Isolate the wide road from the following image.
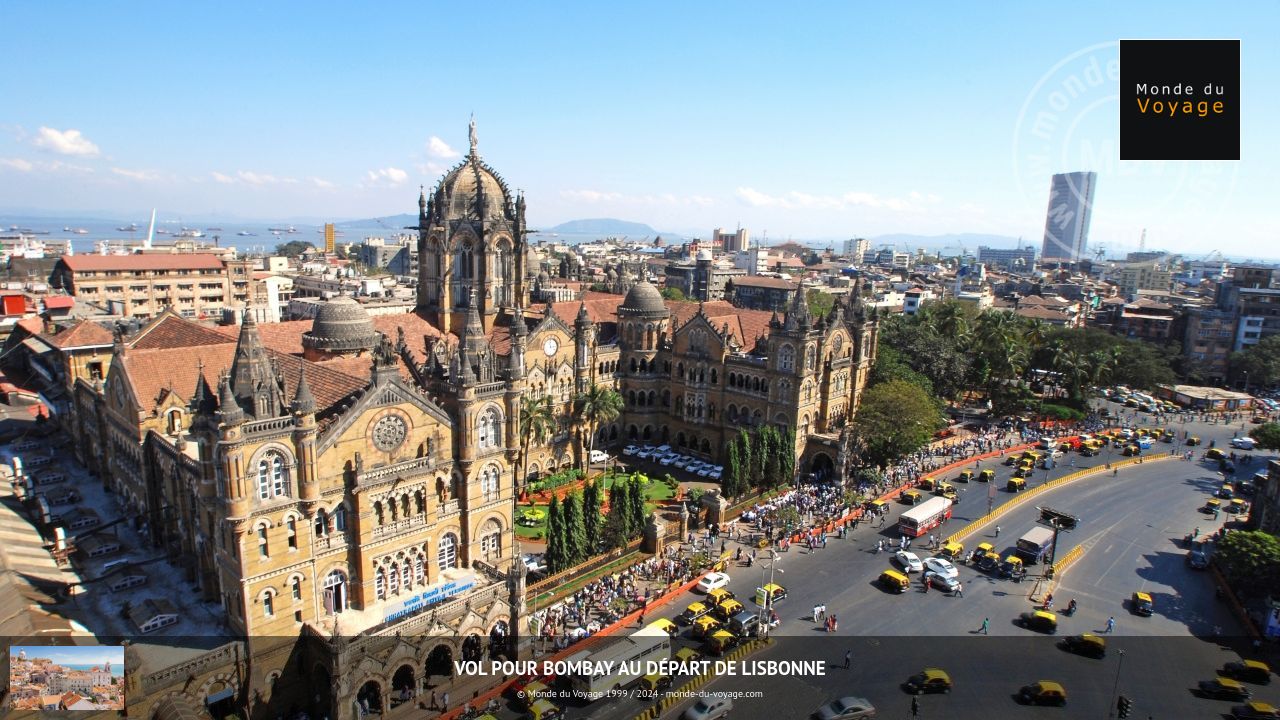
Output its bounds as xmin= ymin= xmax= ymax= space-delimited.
xmin=489 ymin=405 xmax=1273 ymax=719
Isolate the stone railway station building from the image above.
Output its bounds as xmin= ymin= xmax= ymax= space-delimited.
xmin=4 ymin=127 xmax=877 ymax=720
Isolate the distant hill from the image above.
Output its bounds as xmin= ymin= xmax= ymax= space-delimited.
xmin=871 ymin=233 xmax=1026 ymax=251
xmin=545 ymin=218 xmax=659 ymax=236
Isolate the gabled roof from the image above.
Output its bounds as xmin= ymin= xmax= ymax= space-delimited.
xmin=668 ymin=300 xmax=773 ymax=350
xmin=129 ymin=312 xmax=236 ymax=350
xmin=43 ymin=320 xmax=114 ymax=349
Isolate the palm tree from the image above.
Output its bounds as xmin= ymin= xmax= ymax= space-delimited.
xmin=930 ymin=300 xmax=972 ymax=344
xmin=573 ymin=384 xmax=624 ymax=474
xmin=517 ymin=394 xmax=555 ymax=491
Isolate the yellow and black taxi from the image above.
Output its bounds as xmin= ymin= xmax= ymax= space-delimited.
xmin=1012 ymin=466 xmax=1033 ymax=479
xmin=525 ymin=698 xmax=565 ymax=720
xmin=1204 ymin=499 xmax=1223 ymax=514
xmin=1206 ymin=447 xmax=1226 ymax=460
xmin=1017 ymin=610 xmax=1058 ymax=634
xmin=706 ymin=587 xmax=735 ymax=607
xmin=1004 ymin=454 xmax=1022 ymax=467
xmin=1187 ymin=436 xmax=1202 ymax=446
xmin=704 ymin=628 xmax=740 ymax=655
xmin=675 ymin=647 xmax=702 ymax=664
xmin=1007 ymin=477 xmax=1028 ymax=491
xmin=903 ymin=668 xmax=952 ymax=695
xmin=1218 ymin=484 xmax=1236 ymax=499
xmin=756 ymin=583 xmax=788 ymax=606
xmin=1059 ymin=633 xmax=1106 ymax=658
xmin=713 ymin=598 xmax=745 ymax=622
xmin=918 ymin=477 xmax=938 ymax=492
xmin=978 ymin=469 xmax=996 ymax=482
xmin=939 ymin=540 xmax=964 ymax=560
xmin=680 ymin=601 xmax=712 ymax=624
xmin=976 ymin=549 xmax=1001 ymax=573
xmin=957 ymin=469 xmax=974 ymax=483
xmin=1122 ymin=444 xmax=1141 ymax=456
xmin=1230 ymin=701 xmax=1280 ymax=720
xmin=647 ymin=618 xmax=680 ymax=636
xmin=689 ymin=614 xmax=722 ymax=639
xmin=1223 ymin=660 xmax=1273 ymax=685
xmin=1019 ymin=680 xmax=1067 ymax=706
xmin=936 ymin=482 xmax=958 ymax=500
xmin=901 ymin=489 xmax=923 ymax=505
xmin=1230 ymin=498 xmax=1249 ymax=514
xmin=518 ymin=681 xmax=551 ymax=710
xmin=879 ymin=569 xmax=911 ymax=593
xmin=1131 ymin=591 xmax=1154 ymax=617
xmin=1198 ymin=676 xmax=1252 ymax=701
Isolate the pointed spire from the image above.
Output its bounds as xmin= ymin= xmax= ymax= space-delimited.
xmin=217 ymin=374 xmax=244 ymax=427
xmin=229 ymin=309 xmax=284 ymax=419
xmin=510 ymin=305 xmax=528 ymax=338
xmin=191 ymin=360 xmax=216 ymax=414
xmin=576 ymin=298 xmax=590 ymax=326
xmin=418 ymin=185 xmax=427 ymax=216
xmin=785 ymin=284 xmax=811 ymax=332
xmin=291 ymin=359 xmax=316 ymax=415
xmin=468 ymin=114 xmax=478 ymax=156
xmin=464 ymin=287 xmax=484 ymax=339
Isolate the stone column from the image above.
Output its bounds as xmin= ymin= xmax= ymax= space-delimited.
xmin=643 ymin=512 xmax=665 ymax=555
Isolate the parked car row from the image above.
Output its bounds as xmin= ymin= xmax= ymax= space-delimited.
xmin=621 ymin=445 xmax=723 ymax=479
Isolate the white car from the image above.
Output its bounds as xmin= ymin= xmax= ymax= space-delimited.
xmin=709 ymin=467 xmax=723 ymax=480
xmin=815 ymin=696 xmax=877 ymax=720
xmin=697 ymin=465 xmax=716 ymax=478
xmin=894 ymin=551 xmax=923 ymax=573
xmin=696 ymin=572 xmax=731 ymax=593
xmin=656 ymin=444 xmax=672 ymax=454
xmin=1230 ymin=437 xmax=1256 ymax=450
xmin=683 ymin=696 xmax=733 ymax=720
xmin=673 ymin=456 xmax=691 ymax=469
xmin=636 ymin=448 xmax=654 ymax=460
xmin=659 ymin=454 xmax=679 ymax=466
xmin=589 ymin=450 xmax=609 ymax=464
xmin=622 ymin=445 xmax=639 ymax=456
xmin=923 ymin=557 xmax=958 ymax=579
xmin=686 ymin=461 xmax=706 ymax=473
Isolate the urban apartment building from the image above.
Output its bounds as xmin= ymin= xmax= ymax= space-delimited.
xmin=1040 ymin=171 xmax=1096 ymax=263
xmin=712 ymin=227 xmax=750 ymax=253
xmin=50 ymin=254 xmax=256 ymax=320
xmin=730 ymin=275 xmax=799 ymax=311
xmin=977 ymin=245 xmax=1038 ymax=271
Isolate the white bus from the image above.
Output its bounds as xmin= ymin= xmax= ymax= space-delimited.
xmin=569 ymin=624 xmax=671 ymax=700
xmin=898 ymin=496 xmax=953 ymax=538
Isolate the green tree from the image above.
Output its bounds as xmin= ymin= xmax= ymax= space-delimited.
xmin=750 ymin=427 xmax=769 ymax=488
xmin=660 ymin=286 xmax=686 ymax=301
xmin=562 ymin=490 xmax=587 ymax=566
xmin=604 ymin=479 xmax=630 ymax=549
xmin=582 ymin=481 xmax=603 ymax=554
xmin=1214 ymin=530 xmax=1280 ymax=599
xmin=1230 ymin=335 xmax=1280 ymax=388
xmin=779 ymin=426 xmax=796 ymax=485
xmin=545 ymin=495 xmax=566 ymax=573
xmin=573 ymin=384 xmax=625 ymax=471
xmin=852 ymin=379 xmax=945 ymax=469
xmin=806 ymin=289 xmax=835 ymax=318
xmin=762 ymin=425 xmax=782 ymax=487
xmin=723 ymin=438 xmax=743 ymax=500
xmin=626 ymin=474 xmax=646 ymax=539
xmin=517 ymin=394 xmax=556 ymax=490
xmin=869 ymin=345 xmax=936 ymax=396
xmin=738 ymin=429 xmax=754 ymax=494
xmin=274 ymin=240 xmax=315 ymax=257
xmin=1249 ymin=422 xmax=1280 ymax=451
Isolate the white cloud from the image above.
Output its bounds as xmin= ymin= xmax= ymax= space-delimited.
xmin=33 ymin=127 xmax=100 ymax=156
xmin=310 ymin=177 xmax=335 ymax=189
xmin=366 ymin=167 xmax=408 ymax=185
xmin=426 ymin=136 xmax=460 ymax=159
xmin=111 ymin=167 xmax=161 ymax=181
xmin=735 ymin=187 xmax=914 ymax=211
xmin=562 ymin=189 xmax=623 ymax=203
xmin=0 ymin=158 xmax=33 ymax=171
xmin=237 ymin=170 xmax=296 ymax=186
xmin=211 ymin=171 xmax=235 ymax=184
xmin=417 ymin=162 xmax=448 ymax=177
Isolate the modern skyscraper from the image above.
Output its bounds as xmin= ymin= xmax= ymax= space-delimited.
xmin=1040 ymin=171 xmax=1096 ymax=263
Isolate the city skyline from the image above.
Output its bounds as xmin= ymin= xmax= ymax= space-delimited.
xmin=9 ymin=645 xmax=123 ymax=668
xmin=0 ymin=2 xmax=1275 ymax=256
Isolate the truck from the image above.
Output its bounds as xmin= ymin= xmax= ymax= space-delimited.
xmin=1015 ymin=526 xmax=1055 ymax=564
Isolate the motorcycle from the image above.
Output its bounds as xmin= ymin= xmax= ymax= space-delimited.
xmin=1065 ymin=600 xmax=1078 ymax=616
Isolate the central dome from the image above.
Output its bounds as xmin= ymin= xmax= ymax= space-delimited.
xmin=303 ymin=296 xmax=378 ymax=356
xmin=431 ymin=149 xmax=515 ymax=224
xmin=621 ymin=280 xmax=666 ymax=313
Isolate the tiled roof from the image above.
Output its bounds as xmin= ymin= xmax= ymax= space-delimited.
xmin=211 ymin=319 xmax=310 ymax=354
xmin=43 ymin=296 xmax=75 ymax=310
xmin=59 ymin=253 xmax=225 ymax=272
xmin=544 ymin=292 xmax=626 ymax=325
xmin=129 ymin=313 xmax=236 ymax=350
xmin=15 ymin=317 xmax=43 ymax=334
xmin=122 ymin=344 xmax=364 ymax=413
xmin=1019 ymin=294 xmax=1070 ymax=307
xmin=43 ymin=320 xmax=114 ymax=349
xmin=668 ymin=300 xmax=773 ymax=349
xmin=1015 ymin=305 xmax=1069 ymax=321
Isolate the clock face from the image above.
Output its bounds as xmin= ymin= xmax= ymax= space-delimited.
xmin=543 ymin=337 xmax=559 ymax=357
xmin=372 ymin=415 xmax=408 ymax=451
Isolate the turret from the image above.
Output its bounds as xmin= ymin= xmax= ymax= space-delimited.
xmin=216 ymin=375 xmax=244 ymax=428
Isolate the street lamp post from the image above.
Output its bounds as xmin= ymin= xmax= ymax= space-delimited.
xmin=1107 ymin=648 xmax=1125 ymax=719
xmin=757 ymin=551 xmax=781 ymax=637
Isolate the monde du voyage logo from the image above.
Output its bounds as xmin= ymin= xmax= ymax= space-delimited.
xmin=1120 ymin=39 xmax=1240 ymax=160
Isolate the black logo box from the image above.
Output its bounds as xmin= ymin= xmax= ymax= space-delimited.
xmin=1120 ymin=39 xmax=1239 ymax=160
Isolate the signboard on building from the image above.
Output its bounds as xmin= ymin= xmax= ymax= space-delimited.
xmin=382 ymin=577 xmax=475 ymax=623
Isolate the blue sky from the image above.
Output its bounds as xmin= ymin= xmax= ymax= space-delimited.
xmin=0 ymin=2 xmax=1275 ymax=256
xmin=11 ymin=644 xmax=123 ymax=667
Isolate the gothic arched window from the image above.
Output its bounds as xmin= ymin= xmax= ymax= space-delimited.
xmin=255 ymin=452 xmax=290 ymax=500
xmin=477 ymin=407 xmax=501 ymax=450
xmin=438 ymin=533 xmax=459 ymax=571
xmin=778 ymin=344 xmax=795 ymax=372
